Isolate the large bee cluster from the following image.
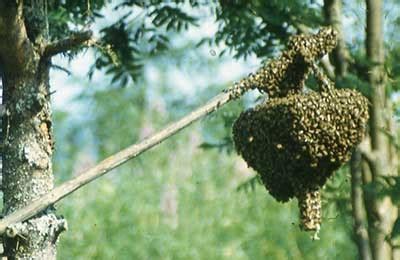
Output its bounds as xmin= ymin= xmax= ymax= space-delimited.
xmin=233 ymin=88 xmax=369 ymax=202
xmin=231 ymin=27 xmax=369 ymax=232
xmin=234 ymin=27 xmax=337 ymax=98
xmin=233 ymin=88 xmax=368 ymax=231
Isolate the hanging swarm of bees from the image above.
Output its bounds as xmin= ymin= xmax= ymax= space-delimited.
xmin=235 ymin=27 xmax=338 ymax=98
xmin=232 ymin=27 xmax=369 ymax=233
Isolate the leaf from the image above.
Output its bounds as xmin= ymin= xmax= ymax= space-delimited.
xmin=236 ymin=176 xmax=261 ymax=193
xmin=391 ymin=218 xmax=400 ymax=247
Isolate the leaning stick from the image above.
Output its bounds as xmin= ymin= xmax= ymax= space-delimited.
xmin=0 ymin=88 xmax=242 ymax=235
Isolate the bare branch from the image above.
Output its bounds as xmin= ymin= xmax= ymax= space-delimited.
xmin=0 ymin=89 xmax=240 ymax=235
xmin=358 ymin=138 xmax=377 ymax=173
xmin=43 ymin=31 xmax=93 ymax=57
xmin=320 ymin=55 xmax=336 ymax=79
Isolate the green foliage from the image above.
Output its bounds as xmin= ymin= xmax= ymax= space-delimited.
xmin=149 ymin=4 xmax=198 ymax=31
xmin=207 ymin=0 xmax=322 ymax=59
xmin=89 ymin=2 xmax=199 ymax=85
xmin=46 ymin=0 xmax=328 ymax=86
xmin=47 ymin=0 xmax=106 ymax=39
xmin=236 ymin=175 xmax=261 ymax=193
xmin=52 ymin=110 xmax=86 ymax=182
xmin=48 ymin=1 xmax=201 ymax=86
xmin=91 ymin=19 xmax=143 ymax=85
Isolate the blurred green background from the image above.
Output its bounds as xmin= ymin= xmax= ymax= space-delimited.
xmin=55 ymin=89 xmax=356 ymax=259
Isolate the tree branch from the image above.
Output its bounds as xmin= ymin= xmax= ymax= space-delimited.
xmin=350 ymin=149 xmax=372 ymax=260
xmin=43 ymin=31 xmax=93 ymax=57
xmin=320 ymin=55 xmax=336 ymax=79
xmin=358 ymin=138 xmax=377 ymax=170
xmin=0 ymin=88 xmax=241 ymax=235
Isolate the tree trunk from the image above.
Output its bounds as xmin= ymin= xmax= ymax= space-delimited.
xmin=0 ymin=1 xmax=65 ymax=259
xmin=365 ymin=0 xmax=397 ymax=259
xmin=350 ymin=151 xmax=372 ymax=260
xmin=323 ymin=1 xmax=372 ymax=259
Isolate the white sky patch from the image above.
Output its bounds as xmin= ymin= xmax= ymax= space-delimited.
xmin=167 ymin=69 xmax=194 ymax=96
xmin=50 ymin=46 xmax=261 ymax=113
xmin=145 ymin=65 xmax=161 ymax=83
xmin=186 ymin=18 xmax=218 ymax=40
xmin=218 ymin=57 xmax=260 ymax=83
xmin=50 ymin=51 xmax=94 ymax=111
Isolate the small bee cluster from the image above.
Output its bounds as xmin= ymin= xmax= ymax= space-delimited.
xmin=234 ymin=27 xmax=337 ymax=98
xmin=232 ymin=28 xmax=369 ymax=232
xmin=297 ymin=189 xmax=321 ymax=233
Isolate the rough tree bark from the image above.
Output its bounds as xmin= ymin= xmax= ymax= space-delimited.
xmin=364 ymin=0 xmax=398 ymax=259
xmin=0 ymin=1 xmax=65 ymax=259
xmin=323 ymin=1 xmax=372 ymax=259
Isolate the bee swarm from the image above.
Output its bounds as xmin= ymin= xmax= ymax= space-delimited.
xmin=235 ymin=27 xmax=337 ymax=98
xmin=232 ymin=28 xmax=369 ymax=232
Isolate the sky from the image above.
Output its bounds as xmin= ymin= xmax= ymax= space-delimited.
xmin=49 ymin=3 xmax=261 ymax=114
